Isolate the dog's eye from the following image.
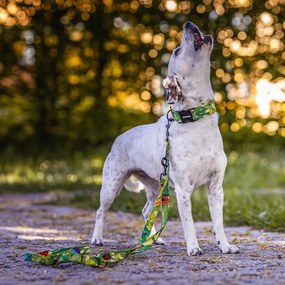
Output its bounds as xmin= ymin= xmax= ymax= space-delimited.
xmin=174 ymin=47 xmax=181 ymax=57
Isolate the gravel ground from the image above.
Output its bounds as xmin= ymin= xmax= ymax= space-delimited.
xmin=0 ymin=192 xmax=285 ymax=285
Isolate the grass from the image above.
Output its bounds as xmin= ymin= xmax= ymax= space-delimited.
xmin=1 ymin=150 xmax=285 ymax=232
xmin=0 ymin=150 xmax=105 ymax=192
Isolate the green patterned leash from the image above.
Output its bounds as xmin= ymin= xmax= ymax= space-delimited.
xmin=24 ymin=113 xmax=174 ymax=268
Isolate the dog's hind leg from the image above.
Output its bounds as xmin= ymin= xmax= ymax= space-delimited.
xmin=91 ymin=153 xmax=129 ymax=246
xmin=134 ymin=172 xmax=165 ymax=245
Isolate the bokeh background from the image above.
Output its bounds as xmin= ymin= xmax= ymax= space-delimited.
xmin=0 ymin=0 xmax=285 ymax=230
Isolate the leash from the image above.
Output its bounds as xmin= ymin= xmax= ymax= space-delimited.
xmin=24 ymin=114 xmax=174 ymax=268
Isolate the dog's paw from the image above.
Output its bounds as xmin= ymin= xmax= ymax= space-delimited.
xmin=155 ymin=237 xmax=166 ymax=245
xmin=91 ymin=237 xmax=103 ymax=246
xmin=220 ymin=244 xmax=240 ymax=254
xmin=162 ymin=76 xmax=173 ymax=89
xmin=162 ymin=75 xmax=182 ymax=104
xmin=188 ymin=247 xmax=203 ymax=256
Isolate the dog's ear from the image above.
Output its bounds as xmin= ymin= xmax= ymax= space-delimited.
xmin=162 ymin=75 xmax=182 ymax=104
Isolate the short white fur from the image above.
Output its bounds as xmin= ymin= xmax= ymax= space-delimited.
xmin=91 ymin=21 xmax=239 ymax=256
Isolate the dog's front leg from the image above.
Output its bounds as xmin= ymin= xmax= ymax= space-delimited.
xmin=176 ymin=187 xmax=203 ymax=256
xmin=207 ymin=185 xmax=240 ymax=254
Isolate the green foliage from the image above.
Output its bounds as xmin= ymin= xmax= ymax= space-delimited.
xmin=1 ymin=150 xmax=285 ymax=232
xmin=0 ymin=1 xmax=285 ymax=151
xmin=0 ymin=148 xmax=107 ymax=192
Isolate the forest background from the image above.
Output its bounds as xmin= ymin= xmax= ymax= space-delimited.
xmin=0 ymin=0 xmax=285 ymax=230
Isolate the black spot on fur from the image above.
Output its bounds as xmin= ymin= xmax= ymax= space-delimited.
xmin=218 ymin=241 xmax=220 ymax=245
xmin=208 ymin=170 xmax=218 ymax=179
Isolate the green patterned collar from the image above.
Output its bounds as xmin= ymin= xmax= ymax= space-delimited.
xmin=171 ymin=100 xmax=216 ymax=123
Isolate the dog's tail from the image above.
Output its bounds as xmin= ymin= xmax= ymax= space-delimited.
xmin=124 ymin=178 xmax=144 ymax=193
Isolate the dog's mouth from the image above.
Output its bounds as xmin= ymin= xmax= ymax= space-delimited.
xmin=193 ymin=28 xmax=203 ymax=51
xmin=194 ymin=30 xmax=213 ymax=51
xmin=185 ymin=22 xmax=213 ymax=51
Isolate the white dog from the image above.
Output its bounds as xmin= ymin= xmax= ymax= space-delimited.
xmin=91 ymin=21 xmax=239 ymax=256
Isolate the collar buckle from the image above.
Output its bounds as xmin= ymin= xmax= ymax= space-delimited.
xmin=179 ymin=110 xmax=194 ymax=123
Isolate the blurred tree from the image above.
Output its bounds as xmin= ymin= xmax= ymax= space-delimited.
xmin=0 ymin=0 xmax=284 ymax=153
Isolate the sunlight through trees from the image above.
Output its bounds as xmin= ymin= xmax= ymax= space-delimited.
xmin=0 ymin=0 xmax=284 ymax=150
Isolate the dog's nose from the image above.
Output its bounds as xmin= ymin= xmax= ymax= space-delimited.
xmin=185 ymin=21 xmax=195 ymax=29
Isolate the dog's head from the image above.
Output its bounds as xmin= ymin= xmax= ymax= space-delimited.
xmin=163 ymin=21 xmax=214 ymax=104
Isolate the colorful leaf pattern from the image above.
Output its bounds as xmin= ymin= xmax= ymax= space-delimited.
xmin=171 ymin=100 xmax=216 ymax=123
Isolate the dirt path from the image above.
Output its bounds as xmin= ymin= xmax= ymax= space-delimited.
xmin=0 ymin=192 xmax=285 ymax=285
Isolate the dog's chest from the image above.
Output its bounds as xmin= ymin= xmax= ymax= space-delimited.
xmin=170 ymin=131 xmax=220 ymax=163
xmin=169 ymin=119 xmax=225 ymax=186
xmin=171 ymin=117 xmax=221 ymax=151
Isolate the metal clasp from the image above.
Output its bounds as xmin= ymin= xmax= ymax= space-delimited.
xmin=159 ymin=109 xmax=173 ymax=182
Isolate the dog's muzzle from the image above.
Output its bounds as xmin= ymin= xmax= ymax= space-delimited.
xmin=184 ymin=21 xmax=214 ymax=51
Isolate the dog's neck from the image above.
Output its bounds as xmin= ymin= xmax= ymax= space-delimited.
xmin=173 ymin=79 xmax=214 ymax=111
